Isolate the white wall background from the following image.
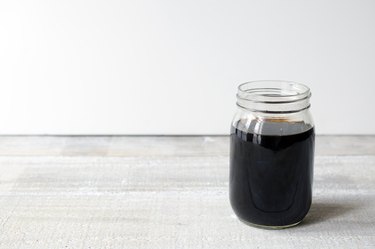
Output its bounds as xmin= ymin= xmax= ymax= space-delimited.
xmin=1 ymin=0 xmax=375 ymax=135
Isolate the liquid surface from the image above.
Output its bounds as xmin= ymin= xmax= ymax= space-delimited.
xmin=230 ymin=124 xmax=315 ymax=227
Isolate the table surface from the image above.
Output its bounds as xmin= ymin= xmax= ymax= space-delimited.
xmin=0 ymin=135 xmax=374 ymax=249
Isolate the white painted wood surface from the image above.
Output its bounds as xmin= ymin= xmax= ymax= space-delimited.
xmin=0 ymin=136 xmax=374 ymax=248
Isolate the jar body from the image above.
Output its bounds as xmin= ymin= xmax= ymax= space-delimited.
xmin=229 ymin=81 xmax=315 ymax=228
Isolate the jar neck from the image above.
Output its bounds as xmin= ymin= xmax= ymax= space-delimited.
xmin=236 ymin=80 xmax=311 ymax=114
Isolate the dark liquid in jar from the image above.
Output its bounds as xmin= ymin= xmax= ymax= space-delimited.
xmin=230 ymin=122 xmax=315 ymax=227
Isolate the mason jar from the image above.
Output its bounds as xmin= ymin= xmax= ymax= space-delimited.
xmin=229 ymin=80 xmax=315 ymax=229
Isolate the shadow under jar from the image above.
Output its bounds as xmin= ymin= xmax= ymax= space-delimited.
xmin=230 ymin=80 xmax=315 ymax=229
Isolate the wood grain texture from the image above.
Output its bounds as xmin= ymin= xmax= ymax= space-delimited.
xmin=0 ymin=136 xmax=374 ymax=248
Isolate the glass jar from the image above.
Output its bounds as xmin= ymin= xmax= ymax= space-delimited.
xmin=229 ymin=80 xmax=315 ymax=229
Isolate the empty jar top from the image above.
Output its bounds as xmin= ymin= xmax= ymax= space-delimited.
xmin=236 ymin=80 xmax=311 ymax=113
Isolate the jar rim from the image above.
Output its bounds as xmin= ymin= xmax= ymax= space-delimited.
xmin=237 ymin=80 xmax=311 ymax=103
xmin=236 ymin=80 xmax=311 ymax=113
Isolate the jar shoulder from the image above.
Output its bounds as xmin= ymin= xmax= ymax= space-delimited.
xmin=231 ymin=109 xmax=314 ymax=136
